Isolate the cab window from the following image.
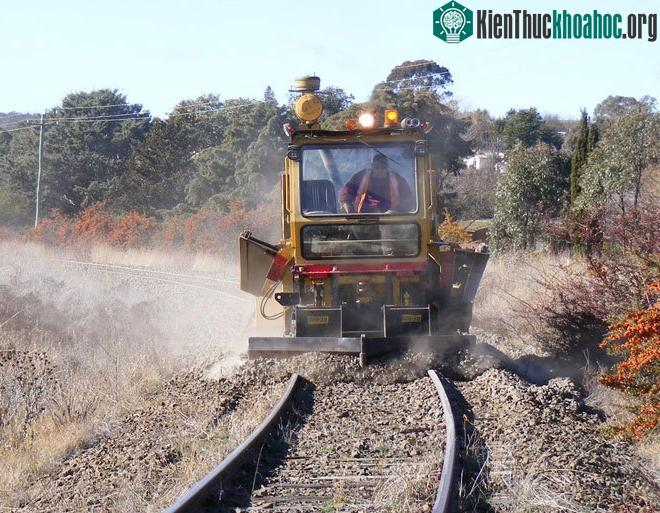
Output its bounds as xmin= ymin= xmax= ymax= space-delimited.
xmin=300 ymin=143 xmax=417 ymax=216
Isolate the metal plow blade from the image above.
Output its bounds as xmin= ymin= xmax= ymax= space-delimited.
xmin=248 ymin=334 xmax=473 ymax=365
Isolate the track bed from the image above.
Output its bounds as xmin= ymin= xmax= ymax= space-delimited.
xmin=222 ymin=377 xmax=444 ymax=512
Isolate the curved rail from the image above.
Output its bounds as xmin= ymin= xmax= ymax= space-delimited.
xmin=162 ymin=373 xmax=301 ymax=513
xmin=428 ymin=370 xmax=459 ymax=513
xmin=56 ymin=258 xmax=239 ymax=285
xmin=58 ymin=259 xmax=250 ymax=303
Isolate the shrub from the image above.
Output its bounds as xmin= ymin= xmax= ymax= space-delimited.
xmin=73 ymin=203 xmax=114 ymax=243
xmin=491 ymin=143 xmax=569 ymax=250
xmin=533 ymin=206 xmax=658 ymax=351
xmin=600 ymin=280 xmax=659 ymax=437
xmin=29 ymin=210 xmax=72 ymax=245
xmin=438 ymin=208 xmax=471 ymax=245
xmin=108 ymin=213 xmax=157 ymax=250
xmin=0 ymin=187 xmax=32 ymax=228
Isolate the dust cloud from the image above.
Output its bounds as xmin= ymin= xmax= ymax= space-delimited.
xmin=0 ymin=241 xmax=255 ymax=371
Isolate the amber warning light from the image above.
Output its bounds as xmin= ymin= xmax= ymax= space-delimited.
xmin=384 ymin=109 xmax=399 ymax=127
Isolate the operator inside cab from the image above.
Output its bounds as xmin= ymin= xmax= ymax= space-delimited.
xmin=339 ymin=154 xmax=414 ymax=214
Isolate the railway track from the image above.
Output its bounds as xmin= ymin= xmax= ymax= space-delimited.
xmin=163 ymin=370 xmax=459 ymax=513
xmin=57 ymin=259 xmax=250 ymax=303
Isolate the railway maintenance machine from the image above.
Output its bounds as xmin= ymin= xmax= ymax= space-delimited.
xmin=240 ymin=75 xmax=489 ymax=365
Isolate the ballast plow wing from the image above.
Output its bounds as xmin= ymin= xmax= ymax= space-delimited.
xmin=248 ymin=334 xmax=473 ymax=366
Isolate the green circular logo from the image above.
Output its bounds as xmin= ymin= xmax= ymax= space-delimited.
xmin=433 ymin=1 xmax=473 ymax=43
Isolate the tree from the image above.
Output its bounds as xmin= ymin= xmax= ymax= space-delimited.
xmin=594 ymin=95 xmax=657 ymax=125
xmin=185 ymin=147 xmax=236 ymax=209
xmin=0 ymin=186 xmax=32 ymax=227
xmin=115 ymin=95 xmax=227 ymax=214
xmin=1 ymin=90 xmax=150 ymax=215
xmin=491 ymin=143 xmax=569 ymax=250
xmin=383 ymin=59 xmax=453 ymax=98
xmin=464 ymin=109 xmax=503 ymax=153
xmin=501 ymin=108 xmax=562 ymax=150
xmin=570 ymin=110 xmax=589 ymax=206
xmin=233 ymin=113 xmax=288 ymax=206
xmin=319 ymin=86 xmax=354 ymax=118
xmin=577 ymin=111 xmax=659 ymax=214
xmin=263 ymin=86 xmax=277 ymax=104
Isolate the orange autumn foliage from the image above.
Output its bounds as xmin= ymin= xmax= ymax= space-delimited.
xmin=600 ymin=280 xmax=660 ymax=437
xmin=72 ymin=203 xmax=114 ymax=242
xmin=108 ymin=212 xmax=156 ymax=249
xmin=24 ymin=202 xmax=280 ymax=257
xmin=439 ymin=208 xmax=471 ymax=245
xmin=29 ymin=210 xmax=71 ymax=245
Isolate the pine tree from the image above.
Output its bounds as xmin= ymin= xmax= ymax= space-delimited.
xmin=263 ymin=86 xmax=276 ymax=104
xmin=570 ymin=110 xmax=589 ymax=206
xmin=587 ymin=123 xmax=599 ymax=151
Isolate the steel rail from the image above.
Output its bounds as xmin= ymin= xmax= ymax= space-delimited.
xmin=58 ymin=259 xmax=249 ymax=303
xmin=428 ymin=370 xmax=459 ymax=513
xmin=162 ymin=373 xmax=301 ymax=513
xmin=56 ymin=258 xmax=239 ymax=284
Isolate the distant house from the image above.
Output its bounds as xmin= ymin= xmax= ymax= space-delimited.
xmin=463 ymin=152 xmax=504 ymax=171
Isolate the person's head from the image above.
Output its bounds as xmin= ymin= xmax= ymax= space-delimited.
xmin=372 ymin=154 xmax=388 ymax=175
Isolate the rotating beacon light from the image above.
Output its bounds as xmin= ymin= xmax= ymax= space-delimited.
xmin=291 ymin=75 xmax=323 ymax=127
xmin=383 ymin=109 xmax=399 ymax=127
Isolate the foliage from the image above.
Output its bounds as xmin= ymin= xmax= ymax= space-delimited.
xmin=444 ymin=166 xmax=499 ymax=220
xmin=29 ymin=210 xmax=71 ymax=245
xmin=529 ymin=205 xmax=660 ymax=354
xmin=0 ymin=186 xmax=32 ymax=227
xmin=438 ymin=209 xmax=471 ymax=244
xmin=491 ymin=143 xmax=569 ymax=250
xmin=577 ymin=110 xmax=659 ymax=214
xmin=600 ymin=280 xmax=659 ymax=437
xmin=72 ymin=202 xmax=114 ymax=241
xmin=463 ymin=109 xmax=503 ymax=153
xmin=501 ymin=108 xmax=562 ymax=150
xmin=107 ymin=212 xmax=156 ymax=249
xmin=2 ymin=90 xmax=150 ymax=215
xmin=593 ymin=95 xmax=657 ymax=126
xmin=384 ymin=59 xmax=453 ymax=98
xmin=570 ymin=110 xmax=594 ymax=206
xmin=27 ymin=201 xmax=279 ymax=258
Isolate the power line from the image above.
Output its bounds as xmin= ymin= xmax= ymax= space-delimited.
xmin=55 ymin=96 xmax=225 ymax=112
xmin=386 ymin=62 xmax=452 ymax=71
xmin=380 ymin=72 xmax=453 ymax=85
xmin=1 ymin=102 xmax=269 ymax=131
xmin=2 ymin=125 xmax=40 ymax=133
xmin=45 ymin=112 xmax=150 ymax=122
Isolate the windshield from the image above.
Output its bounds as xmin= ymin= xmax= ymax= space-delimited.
xmin=300 ymin=143 xmax=417 ymax=216
xmin=302 ymin=223 xmax=420 ymax=259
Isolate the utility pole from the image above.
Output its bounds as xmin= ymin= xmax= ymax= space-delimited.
xmin=34 ymin=113 xmax=44 ymax=229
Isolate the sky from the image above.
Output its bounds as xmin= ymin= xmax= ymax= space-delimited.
xmin=1 ymin=0 xmax=658 ymax=119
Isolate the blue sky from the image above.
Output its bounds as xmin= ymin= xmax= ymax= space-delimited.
xmin=1 ymin=0 xmax=658 ymax=119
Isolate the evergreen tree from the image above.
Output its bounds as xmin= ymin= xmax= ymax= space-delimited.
xmin=501 ymin=108 xmax=562 ymax=149
xmin=491 ymin=143 xmax=569 ymax=250
xmin=570 ymin=110 xmax=589 ymax=205
xmin=587 ymin=123 xmax=599 ymax=151
xmin=263 ymin=86 xmax=276 ymax=104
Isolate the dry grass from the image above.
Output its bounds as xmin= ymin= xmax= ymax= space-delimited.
xmin=89 ymin=244 xmax=239 ymax=278
xmin=370 ymin=457 xmax=441 ymax=512
xmin=0 ymin=328 xmax=171 ymax=507
xmin=146 ymin=382 xmax=286 ymax=512
xmin=0 ymin=241 xmax=253 ymax=509
xmin=473 ymin=251 xmax=582 ymax=356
